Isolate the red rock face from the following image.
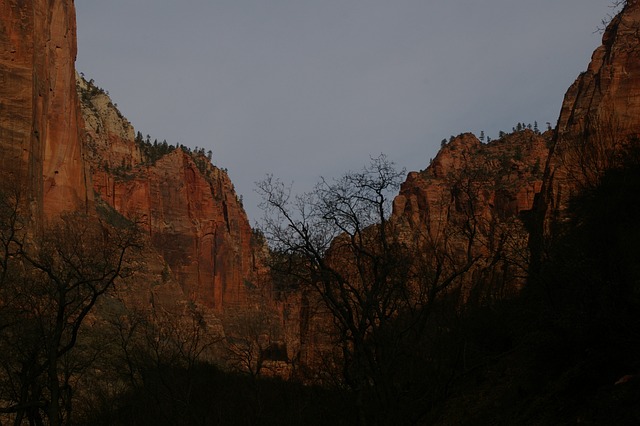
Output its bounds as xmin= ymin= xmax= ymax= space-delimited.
xmin=394 ymin=132 xmax=548 ymax=234
xmin=0 ymin=2 xmax=217 ymax=324
xmin=0 ymin=0 xmax=275 ymax=371
xmin=532 ymin=1 xmax=640 ymax=258
xmin=393 ymin=131 xmax=549 ymax=300
xmin=75 ymin=74 xmax=263 ymax=314
xmin=0 ymin=0 xmax=91 ymax=217
xmin=94 ymin=149 xmax=259 ymax=312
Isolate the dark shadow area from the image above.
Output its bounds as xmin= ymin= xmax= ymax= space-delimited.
xmin=429 ymin=157 xmax=640 ymax=425
xmin=83 ymin=362 xmax=355 ymax=426
xmin=81 ymin=159 xmax=640 ymax=425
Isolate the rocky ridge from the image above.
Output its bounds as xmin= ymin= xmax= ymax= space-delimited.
xmin=392 ymin=130 xmax=550 ymax=301
xmin=76 ymin=75 xmax=265 ymax=314
xmin=532 ymin=0 xmax=640 ymax=264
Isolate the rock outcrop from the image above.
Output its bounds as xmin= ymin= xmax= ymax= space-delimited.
xmin=395 ymin=132 xmax=548 ymax=229
xmin=104 ymin=149 xmax=259 ymax=311
xmin=0 ymin=1 xmax=233 ymax=343
xmin=0 ymin=0 xmax=91 ymax=218
xmin=393 ymin=130 xmax=549 ymax=301
xmin=77 ymin=74 xmax=142 ymax=174
xmin=0 ymin=0 xmax=266 ymax=324
xmin=76 ymin=76 xmax=263 ymax=313
xmin=532 ymin=0 xmax=640 ymax=261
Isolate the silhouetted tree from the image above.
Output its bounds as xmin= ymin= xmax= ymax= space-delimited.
xmin=0 ymin=198 xmax=142 ymax=425
xmin=257 ymin=155 xmax=482 ymax=425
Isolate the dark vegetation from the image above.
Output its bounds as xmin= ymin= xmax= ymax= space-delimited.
xmin=134 ymin=131 xmax=213 ymax=170
xmin=0 ymin=141 xmax=640 ymax=425
xmin=82 ymin=150 xmax=640 ymax=426
xmin=1 ymin=135 xmax=639 ymax=424
xmin=0 ymin=186 xmax=142 ymax=426
xmin=84 ymin=362 xmax=355 ymax=426
xmin=12 ymin=4 xmax=635 ymax=422
xmin=432 ymin=152 xmax=640 ymax=425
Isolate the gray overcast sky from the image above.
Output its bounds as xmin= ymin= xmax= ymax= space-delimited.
xmin=75 ymin=1 xmax=614 ymax=223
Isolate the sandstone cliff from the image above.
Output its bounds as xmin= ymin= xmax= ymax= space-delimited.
xmin=77 ymin=74 xmax=142 ymax=173
xmin=0 ymin=0 xmax=91 ymax=218
xmin=76 ymin=76 xmax=264 ymax=314
xmin=532 ymin=0 xmax=640 ymax=263
xmin=0 ymin=0 xmax=267 ymax=335
xmin=392 ymin=130 xmax=550 ymax=301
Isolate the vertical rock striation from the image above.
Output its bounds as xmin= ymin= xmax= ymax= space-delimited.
xmin=532 ymin=0 xmax=640 ymax=263
xmin=0 ymin=0 xmax=264 ymax=318
xmin=0 ymin=0 xmax=91 ymax=218
xmin=102 ymin=149 xmax=259 ymax=312
xmin=77 ymin=74 xmax=263 ymax=314
xmin=392 ymin=131 xmax=550 ymax=300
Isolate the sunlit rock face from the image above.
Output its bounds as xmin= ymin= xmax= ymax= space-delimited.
xmin=0 ymin=0 xmax=92 ymax=218
xmin=0 ymin=1 xmax=208 ymax=321
xmin=392 ymin=130 xmax=550 ymax=301
xmin=394 ymin=132 xmax=549 ymax=230
xmin=77 ymin=78 xmax=264 ymax=314
xmin=103 ymin=149 xmax=259 ymax=312
xmin=532 ymin=0 xmax=640 ymax=259
xmin=0 ymin=0 xmax=274 ymax=374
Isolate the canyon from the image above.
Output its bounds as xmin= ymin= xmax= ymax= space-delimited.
xmin=1 ymin=0 xmax=640 ymax=424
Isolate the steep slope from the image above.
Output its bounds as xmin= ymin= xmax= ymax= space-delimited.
xmin=77 ymin=76 xmax=264 ymax=314
xmin=533 ymin=0 xmax=640 ymax=256
xmin=0 ymin=0 xmax=229 ymax=338
xmin=430 ymin=4 xmax=640 ymax=420
xmin=0 ymin=0 xmax=266 ymax=322
xmin=392 ymin=130 xmax=549 ymax=301
xmin=0 ymin=0 xmax=91 ymax=217
xmin=77 ymin=74 xmax=142 ymax=176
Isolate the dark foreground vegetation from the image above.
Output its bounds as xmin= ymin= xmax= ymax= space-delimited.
xmin=430 ymin=156 xmax=640 ymax=425
xmin=1 ymin=153 xmax=640 ymax=425
xmin=89 ymin=158 xmax=640 ymax=425
xmin=83 ymin=363 xmax=355 ymax=426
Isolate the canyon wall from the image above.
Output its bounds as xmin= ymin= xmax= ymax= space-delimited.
xmin=532 ymin=0 xmax=640 ymax=263
xmin=392 ymin=130 xmax=549 ymax=301
xmin=0 ymin=0 xmax=266 ymax=324
xmin=4 ymin=0 xmax=640 ymax=380
xmin=0 ymin=0 xmax=91 ymax=218
xmin=76 ymin=76 xmax=264 ymax=314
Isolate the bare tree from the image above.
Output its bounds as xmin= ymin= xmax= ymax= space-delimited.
xmin=95 ymin=299 xmax=222 ymax=425
xmin=257 ymin=155 xmax=482 ymax=425
xmin=0 ymin=206 xmax=141 ymax=426
xmin=596 ymin=1 xmax=629 ymax=34
xmin=223 ymin=299 xmax=282 ymax=379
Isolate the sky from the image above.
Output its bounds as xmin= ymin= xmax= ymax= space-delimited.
xmin=74 ymin=1 xmax=616 ymax=224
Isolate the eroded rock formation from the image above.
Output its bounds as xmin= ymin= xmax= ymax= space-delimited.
xmin=532 ymin=0 xmax=640 ymax=262
xmin=0 ymin=0 xmax=267 ymax=333
xmin=0 ymin=0 xmax=91 ymax=217
xmin=76 ymin=76 xmax=264 ymax=314
xmin=393 ymin=130 xmax=550 ymax=301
